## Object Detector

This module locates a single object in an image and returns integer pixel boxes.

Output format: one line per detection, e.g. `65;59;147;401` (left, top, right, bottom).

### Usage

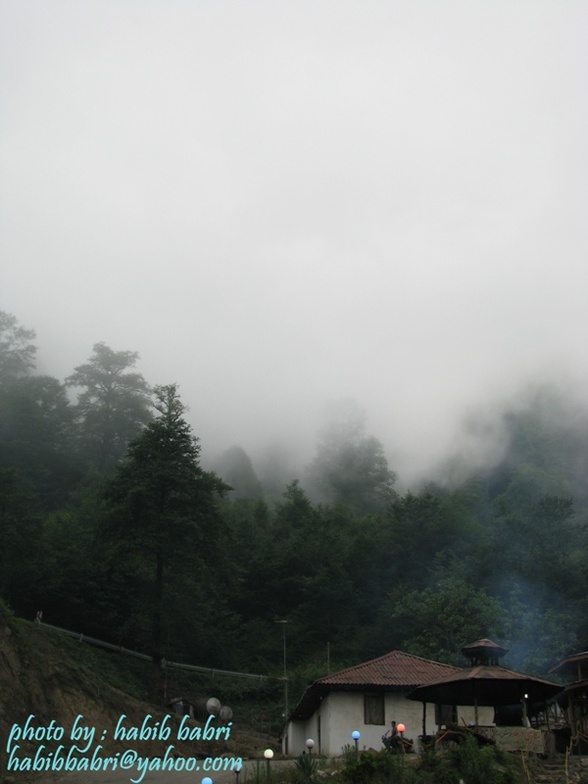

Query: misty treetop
306;398;397;514
214;445;263;500
0;374;78;508
104;383;229;533
0;308;587;683
0;310;37;380
67;342;152;470
0;312;156;506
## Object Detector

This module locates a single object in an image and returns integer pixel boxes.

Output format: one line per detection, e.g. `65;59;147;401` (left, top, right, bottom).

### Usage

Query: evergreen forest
1;308;587;709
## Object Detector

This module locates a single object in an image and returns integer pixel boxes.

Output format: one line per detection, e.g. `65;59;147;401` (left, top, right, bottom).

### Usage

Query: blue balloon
202;777;213;784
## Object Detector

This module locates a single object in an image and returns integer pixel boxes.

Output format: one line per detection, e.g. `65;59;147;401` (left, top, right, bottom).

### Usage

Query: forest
1;308;587;704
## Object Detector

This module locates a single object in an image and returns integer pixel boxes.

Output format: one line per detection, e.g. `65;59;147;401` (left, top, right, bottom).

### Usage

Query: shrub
417;747;459;784
450;737;516;784
340;749;419;784
292;752;319;784
338;739;516;784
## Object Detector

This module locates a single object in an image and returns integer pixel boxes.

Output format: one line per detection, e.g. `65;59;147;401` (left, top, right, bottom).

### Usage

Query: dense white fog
2;1;587;487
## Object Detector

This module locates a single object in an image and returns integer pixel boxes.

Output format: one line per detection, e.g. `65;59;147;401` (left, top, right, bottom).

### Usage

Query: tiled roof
288;650;460;721
549;650;588;671
548;650;588;679
461;638;507;652
460;638;508;660
406;664;562;705
317;650;460;688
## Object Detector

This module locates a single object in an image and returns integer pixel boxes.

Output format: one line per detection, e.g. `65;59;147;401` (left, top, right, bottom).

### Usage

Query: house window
364;693;385;725
435;704;457;726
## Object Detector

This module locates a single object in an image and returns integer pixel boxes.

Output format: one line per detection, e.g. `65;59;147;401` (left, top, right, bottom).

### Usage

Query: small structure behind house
549;649;588;754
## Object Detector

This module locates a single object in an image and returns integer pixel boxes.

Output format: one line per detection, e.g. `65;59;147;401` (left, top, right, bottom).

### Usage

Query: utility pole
275;620;289;721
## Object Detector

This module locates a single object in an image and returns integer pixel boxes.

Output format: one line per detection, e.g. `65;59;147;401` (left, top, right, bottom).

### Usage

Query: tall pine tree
102;384;229;695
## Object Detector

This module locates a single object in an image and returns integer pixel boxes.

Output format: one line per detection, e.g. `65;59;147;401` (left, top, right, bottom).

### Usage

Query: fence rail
37;620;269;681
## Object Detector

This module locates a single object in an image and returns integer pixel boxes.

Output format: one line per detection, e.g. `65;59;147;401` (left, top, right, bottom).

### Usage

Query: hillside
0;602;279;782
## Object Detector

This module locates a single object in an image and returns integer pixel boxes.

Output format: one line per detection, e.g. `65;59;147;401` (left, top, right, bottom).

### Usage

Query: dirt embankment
0;604;277;781
0;610;172;758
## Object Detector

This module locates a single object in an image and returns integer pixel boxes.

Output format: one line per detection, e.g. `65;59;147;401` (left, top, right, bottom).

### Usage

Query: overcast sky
2;1;587;486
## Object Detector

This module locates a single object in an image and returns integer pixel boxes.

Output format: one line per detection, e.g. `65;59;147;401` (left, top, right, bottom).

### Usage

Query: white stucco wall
284;692;494;757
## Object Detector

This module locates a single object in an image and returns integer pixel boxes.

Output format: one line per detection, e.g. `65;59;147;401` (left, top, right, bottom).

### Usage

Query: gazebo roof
407;664;563;706
461;638;508;661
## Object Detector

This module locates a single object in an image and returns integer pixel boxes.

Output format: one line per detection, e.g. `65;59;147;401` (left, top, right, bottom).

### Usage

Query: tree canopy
307;398;397;514
0;310;37;380
67;342;152;470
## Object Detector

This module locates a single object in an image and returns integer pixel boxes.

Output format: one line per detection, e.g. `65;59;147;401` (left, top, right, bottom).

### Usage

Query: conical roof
460;638;508;663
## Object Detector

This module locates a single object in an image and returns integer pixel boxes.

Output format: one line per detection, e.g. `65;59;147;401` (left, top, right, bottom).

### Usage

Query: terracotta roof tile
317;650;460;688
289;650;460;721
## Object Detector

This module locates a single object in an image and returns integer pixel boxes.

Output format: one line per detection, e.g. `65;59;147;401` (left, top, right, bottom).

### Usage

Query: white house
283;649;493;757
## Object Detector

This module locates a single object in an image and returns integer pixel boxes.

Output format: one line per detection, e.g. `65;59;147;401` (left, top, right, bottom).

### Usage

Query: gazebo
406;639;563;752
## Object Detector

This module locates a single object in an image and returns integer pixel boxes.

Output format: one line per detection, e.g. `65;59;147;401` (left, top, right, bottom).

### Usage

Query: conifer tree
102;384;229;694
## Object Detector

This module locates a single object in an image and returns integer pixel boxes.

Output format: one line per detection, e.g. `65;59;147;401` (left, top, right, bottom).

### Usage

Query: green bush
292;752;319;784
416;738;516;784
339;739;516;784
340;750;419;784
449;737;516;784
417;748;459;784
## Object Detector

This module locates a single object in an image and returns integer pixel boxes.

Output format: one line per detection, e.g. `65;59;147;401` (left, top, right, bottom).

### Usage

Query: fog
2;1;587;488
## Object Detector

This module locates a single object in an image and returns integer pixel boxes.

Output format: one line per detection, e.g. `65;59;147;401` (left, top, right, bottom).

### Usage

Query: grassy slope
0;600;279;780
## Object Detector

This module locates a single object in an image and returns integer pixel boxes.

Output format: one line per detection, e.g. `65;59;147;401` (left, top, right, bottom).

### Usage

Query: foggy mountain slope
433;381;588;511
